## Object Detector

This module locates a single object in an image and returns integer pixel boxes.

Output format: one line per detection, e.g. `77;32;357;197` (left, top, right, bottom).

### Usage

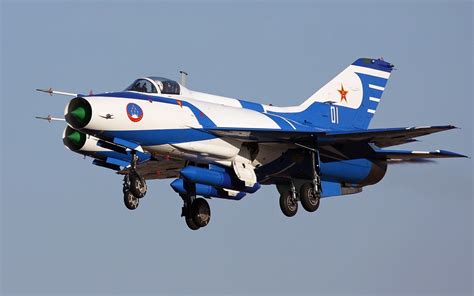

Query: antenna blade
179;71;188;87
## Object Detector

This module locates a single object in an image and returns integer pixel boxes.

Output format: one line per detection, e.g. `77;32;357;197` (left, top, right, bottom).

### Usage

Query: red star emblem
338;84;348;103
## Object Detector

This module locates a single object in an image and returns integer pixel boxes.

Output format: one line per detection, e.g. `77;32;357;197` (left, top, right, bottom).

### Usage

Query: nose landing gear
122;154;147;210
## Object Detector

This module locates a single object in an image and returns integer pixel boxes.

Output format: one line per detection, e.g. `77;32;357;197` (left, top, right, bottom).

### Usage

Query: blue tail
268;58;394;130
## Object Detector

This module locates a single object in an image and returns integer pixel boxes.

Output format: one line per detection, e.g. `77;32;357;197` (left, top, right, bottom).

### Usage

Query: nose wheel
129;173;147;198
122;154;147;210
123;189;139;210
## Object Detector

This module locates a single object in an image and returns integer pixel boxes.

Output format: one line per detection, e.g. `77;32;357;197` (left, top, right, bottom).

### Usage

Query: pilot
138;82;146;92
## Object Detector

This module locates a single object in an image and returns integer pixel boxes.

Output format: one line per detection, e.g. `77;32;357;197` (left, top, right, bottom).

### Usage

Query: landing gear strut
122;154;147;210
300;150;321;212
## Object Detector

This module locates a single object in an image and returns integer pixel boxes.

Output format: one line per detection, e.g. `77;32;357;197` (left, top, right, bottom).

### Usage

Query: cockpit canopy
125;77;180;95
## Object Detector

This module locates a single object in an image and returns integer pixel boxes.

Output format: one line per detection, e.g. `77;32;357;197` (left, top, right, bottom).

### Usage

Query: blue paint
266;66;390;130
351;58;394;72
93;92;216;128
180;166;260;193
94;151;131;162
263;113;295;130
320;181;342;198
170;179;246;200
105;157;130;167
238;100;264;112
113;137;140;150
319;159;372;184
99;128;217;146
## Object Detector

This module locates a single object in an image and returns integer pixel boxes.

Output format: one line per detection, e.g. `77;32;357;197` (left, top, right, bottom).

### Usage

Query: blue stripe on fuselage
263;113;294;130
99;128;217;146
238;100;264;112
92;92;217;128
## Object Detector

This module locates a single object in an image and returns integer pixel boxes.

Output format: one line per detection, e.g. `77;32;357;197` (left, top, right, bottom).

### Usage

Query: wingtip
438;150;469;158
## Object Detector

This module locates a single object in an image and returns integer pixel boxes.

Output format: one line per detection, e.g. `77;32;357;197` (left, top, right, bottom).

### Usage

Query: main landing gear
180;182;211;230
122;154;147;210
181;195;211;231
279;149;321;217
279;181;321;217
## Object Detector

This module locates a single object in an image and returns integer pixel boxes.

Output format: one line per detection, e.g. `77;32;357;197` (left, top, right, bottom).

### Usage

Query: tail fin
298;58;394;130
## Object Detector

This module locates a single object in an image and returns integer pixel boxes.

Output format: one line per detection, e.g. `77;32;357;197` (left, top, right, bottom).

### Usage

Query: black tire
191;198;211;227
185;216;200;230
300;183;320;212
124;190;139;210
129;173;147;198
279;192;298;217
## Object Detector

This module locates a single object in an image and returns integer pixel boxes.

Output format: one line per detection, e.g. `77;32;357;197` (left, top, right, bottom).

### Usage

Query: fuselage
42;58;466;230
65;88;306;168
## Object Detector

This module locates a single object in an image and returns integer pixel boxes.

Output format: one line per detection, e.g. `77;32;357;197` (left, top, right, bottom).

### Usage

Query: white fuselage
68;91;289;167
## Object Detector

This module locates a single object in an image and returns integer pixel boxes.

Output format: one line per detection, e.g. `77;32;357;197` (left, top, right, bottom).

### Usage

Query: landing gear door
232;155;257;187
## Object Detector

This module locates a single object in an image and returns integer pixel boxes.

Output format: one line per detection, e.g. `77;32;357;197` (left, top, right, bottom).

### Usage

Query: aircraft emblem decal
338;84;348;103
126;103;143;122
99;113;114;119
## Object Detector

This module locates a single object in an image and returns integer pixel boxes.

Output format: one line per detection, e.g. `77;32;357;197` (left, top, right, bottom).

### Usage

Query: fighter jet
36;58;466;230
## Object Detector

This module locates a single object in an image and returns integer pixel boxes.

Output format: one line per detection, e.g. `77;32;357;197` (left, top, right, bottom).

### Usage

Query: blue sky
1;1;472;295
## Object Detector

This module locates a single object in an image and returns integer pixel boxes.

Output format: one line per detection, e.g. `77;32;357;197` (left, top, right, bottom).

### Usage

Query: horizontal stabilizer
321;125;457;147
375;149;467;160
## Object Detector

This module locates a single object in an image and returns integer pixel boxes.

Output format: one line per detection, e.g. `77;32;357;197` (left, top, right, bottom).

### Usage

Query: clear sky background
1;1;472;295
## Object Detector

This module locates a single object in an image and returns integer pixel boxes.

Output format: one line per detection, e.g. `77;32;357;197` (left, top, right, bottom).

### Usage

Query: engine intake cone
70;106;86;122
67;130;82;144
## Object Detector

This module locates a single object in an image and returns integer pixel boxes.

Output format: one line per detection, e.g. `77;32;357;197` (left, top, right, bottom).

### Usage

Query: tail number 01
330;106;339;124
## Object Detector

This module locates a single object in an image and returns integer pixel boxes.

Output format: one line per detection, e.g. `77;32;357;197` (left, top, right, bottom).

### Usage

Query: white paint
188;98;280;129
412;151;431;154
369;84;385;91
369;97;380;102
265;64;390;113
